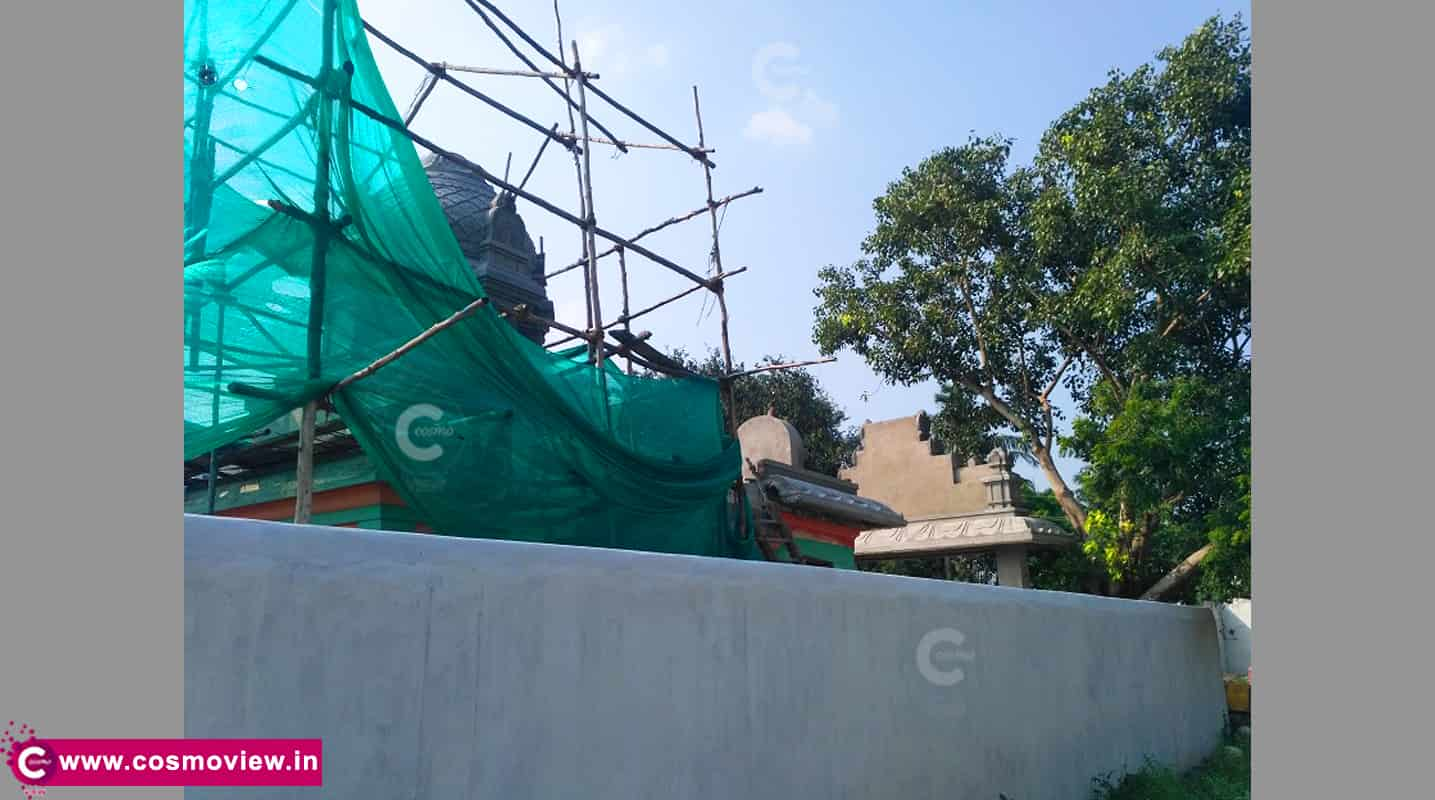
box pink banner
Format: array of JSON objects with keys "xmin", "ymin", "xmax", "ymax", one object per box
[{"xmin": 7, "ymin": 738, "xmax": 322, "ymax": 787}]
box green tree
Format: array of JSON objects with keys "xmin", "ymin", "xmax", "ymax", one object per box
[
  {"xmin": 668, "ymin": 348, "xmax": 859, "ymax": 477},
  {"xmin": 813, "ymin": 16, "xmax": 1250, "ymax": 599},
  {"xmin": 1063, "ymin": 374, "xmax": 1250, "ymax": 599}
]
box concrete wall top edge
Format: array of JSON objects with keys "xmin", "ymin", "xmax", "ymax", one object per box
[{"xmin": 184, "ymin": 514, "xmax": 1210, "ymax": 621}]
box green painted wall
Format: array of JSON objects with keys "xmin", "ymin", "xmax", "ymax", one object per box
[
  {"xmin": 794, "ymin": 537, "xmax": 857, "ymax": 570},
  {"xmin": 184, "ymin": 453, "xmax": 377, "ymax": 514}
]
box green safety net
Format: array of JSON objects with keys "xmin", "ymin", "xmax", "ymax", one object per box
[{"xmin": 183, "ymin": 0, "xmax": 753, "ymax": 557}]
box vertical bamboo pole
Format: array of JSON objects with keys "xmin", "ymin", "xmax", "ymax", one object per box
[
  {"xmin": 572, "ymin": 40, "xmax": 612, "ymax": 429},
  {"xmin": 552, "ymin": 0, "xmax": 593, "ymax": 333},
  {"xmin": 692, "ymin": 86, "xmax": 739, "ymax": 434},
  {"xmin": 618, "ymin": 245, "xmax": 633, "ymax": 375},
  {"xmin": 294, "ymin": 0, "xmax": 339, "ymax": 524},
  {"xmin": 206, "ymin": 304, "xmax": 226, "ymax": 512}
]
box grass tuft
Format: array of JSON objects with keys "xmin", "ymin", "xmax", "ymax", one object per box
[{"xmin": 1089, "ymin": 736, "xmax": 1250, "ymax": 800}]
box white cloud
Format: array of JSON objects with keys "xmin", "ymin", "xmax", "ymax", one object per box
[
  {"xmin": 577, "ymin": 23, "xmax": 621, "ymax": 68},
  {"xmin": 746, "ymin": 41, "xmax": 837, "ymax": 146},
  {"xmin": 575, "ymin": 24, "xmax": 671, "ymax": 77},
  {"xmin": 744, "ymin": 108, "xmax": 813, "ymax": 146}
]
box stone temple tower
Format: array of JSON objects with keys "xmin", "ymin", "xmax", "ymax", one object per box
[{"xmin": 423, "ymin": 152, "xmax": 555, "ymax": 343}]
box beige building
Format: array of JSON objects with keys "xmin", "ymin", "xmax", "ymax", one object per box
[{"xmin": 840, "ymin": 413, "xmax": 1076, "ymax": 587}]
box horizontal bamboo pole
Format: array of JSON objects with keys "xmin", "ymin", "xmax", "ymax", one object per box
[
  {"xmin": 547, "ymin": 266, "xmax": 748, "ymax": 348},
  {"xmin": 546, "ymin": 187, "xmax": 763, "ymax": 279},
  {"xmin": 557, "ymin": 133, "xmax": 715, "ymax": 154},
  {"xmin": 723, "ymin": 356, "xmax": 837, "ymax": 380},
  {"xmin": 442, "ymin": 62, "xmax": 597, "ymax": 80}
]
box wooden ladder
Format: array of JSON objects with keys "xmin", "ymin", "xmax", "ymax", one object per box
[
  {"xmin": 753, "ymin": 499, "xmax": 802, "ymax": 563},
  {"xmin": 751, "ymin": 490, "xmax": 835, "ymax": 566}
]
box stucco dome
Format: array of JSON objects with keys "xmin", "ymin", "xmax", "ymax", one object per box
[{"xmin": 736, "ymin": 414, "xmax": 807, "ymax": 478}]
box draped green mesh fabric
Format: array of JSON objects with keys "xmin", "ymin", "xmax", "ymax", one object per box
[{"xmin": 183, "ymin": 0, "xmax": 751, "ymax": 557}]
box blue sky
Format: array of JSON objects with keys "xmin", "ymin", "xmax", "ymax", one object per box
[{"xmin": 359, "ymin": 0, "xmax": 1248, "ymax": 487}]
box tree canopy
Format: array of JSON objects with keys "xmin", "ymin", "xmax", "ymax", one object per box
[
  {"xmin": 813, "ymin": 15, "xmax": 1251, "ymax": 600},
  {"xmin": 668, "ymin": 348, "xmax": 859, "ymax": 477}
]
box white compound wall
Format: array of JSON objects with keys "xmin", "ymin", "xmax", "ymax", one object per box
[{"xmin": 185, "ymin": 514, "xmax": 1227, "ymax": 799}]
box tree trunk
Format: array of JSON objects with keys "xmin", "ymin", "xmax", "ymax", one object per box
[
  {"xmin": 964, "ymin": 381, "xmax": 1089, "ymax": 536},
  {"xmin": 1139, "ymin": 543, "xmax": 1213, "ymax": 601},
  {"xmin": 1034, "ymin": 445, "xmax": 1087, "ymax": 535}
]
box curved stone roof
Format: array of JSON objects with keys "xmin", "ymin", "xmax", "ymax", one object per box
[
  {"xmin": 420, "ymin": 152, "xmax": 554, "ymax": 343},
  {"xmin": 422, "ymin": 152, "xmax": 498, "ymax": 258}
]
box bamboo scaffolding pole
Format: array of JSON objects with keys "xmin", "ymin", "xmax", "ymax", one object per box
[
  {"xmin": 518, "ymin": 124, "xmax": 557, "ymax": 191},
  {"xmin": 467, "ymin": 0, "xmax": 715, "ymax": 168},
  {"xmin": 545, "ymin": 186, "xmax": 763, "ymax": 279},
  {"xmin": 206, "ymin": 296, "xmax": 227, "ymax": 513},
  {"xmin": 556, "ymin": 134, "xmax": 714, "ymax": 153},
  {"xmin": 546, "ymin": 266, "xmax": 749, "ymax": 349},
  {"xmin": 723, "ymin": 356, "xmax": 837, "ymax": 380},
  {"xmin": 332, "ymin": 297, "xmax": 491, "ymax": 392},
  {"xmin": 361, "ymin": 21, "xmax": 580, "ymax": 155},
  {"xmin": 404, "ymin": 72, "xmax": 439, "ymax": 125},
  {"xmin": 255, "ymin": 55, "xmax": 719, "ymax": 291},
  {"xmin": 441, "ymin": 62, "xmax": 597, "ymax": 80},
  {"xmin": 294, "ymin": 0, "xmax": 341, "ymax": 525},
  {"xmin": 496, "ymin": 302, "xmax": 636, "ymax": 356},
  {"xmin": 693, "ymin": 85, "xmax": 739, "ymax": 434},
  {"xmin": 618, "ymin": 245, "xmax": 632, "ymax": 374},
  {"xmin": 573, "ymin": 41, "xmax": 603, "ymax": 366},
  {"xmin": 460, "ymin": 0, "xmax": 629, "ymax": 153},
  {"xmin": 571, "ymin": 40, "xmax": 614, "ymax": 432},
  {"xmin": 499, "ymin": 304, "xmax": 577, "ymax": 339},
  {"xmin": 549, "ymin": 4, "xmax": 594, "ymax": 334}
]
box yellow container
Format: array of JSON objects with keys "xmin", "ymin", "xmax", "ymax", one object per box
[{"xmin": 1224, "ymin": 677, "xmax": 1251, "ymax": 713}]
